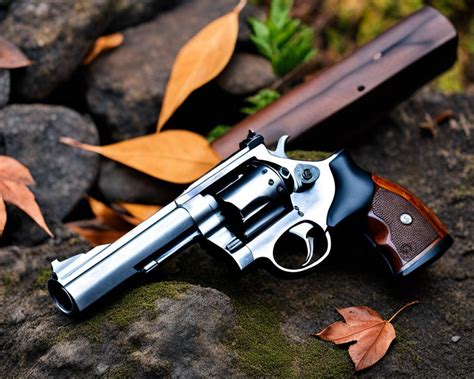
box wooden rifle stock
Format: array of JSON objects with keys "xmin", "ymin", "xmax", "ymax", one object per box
[{"xmin": 211, "ymin": 6, "xmax": 458, "ymax": 158}]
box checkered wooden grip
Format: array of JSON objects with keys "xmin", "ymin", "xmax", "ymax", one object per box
[{"xmin": 367, "ymin": 175, "xmax": 452, "ymax": 276}]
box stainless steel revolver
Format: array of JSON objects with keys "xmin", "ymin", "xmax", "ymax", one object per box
[{"xmin": 48, "ymin": 132, "xmax": 452, "ymax": 314}]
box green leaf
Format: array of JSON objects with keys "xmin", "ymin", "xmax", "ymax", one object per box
[
  {"xmin": 272, "ymin": 25, "xmax": 315, "ymax": 76},
  {"xmin": 248, "ymin": 0, "xmax": 316, "ymax": 76},
  {"xmin": 206, "ymin": 125, "xmax": 232, "ymax": 142},
  {"xmin": 270, "ymin": 0, "xmax": 292, "ymax": 29},
  {"xmin": 241, "ymin": 89, "xmax": 281, "ymax": 115}
]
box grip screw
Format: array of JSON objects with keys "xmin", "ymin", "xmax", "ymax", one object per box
[
  {"xmin": 400, "ymin": 213, "xmax": 413, "ymax": 225},
  {"xmin": 302, "ymin": 168, "xmax": 313, "ymax": 180}
]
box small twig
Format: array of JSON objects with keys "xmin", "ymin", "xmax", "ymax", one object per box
[
  {"xmin": 459, "ymin": 114, "xmax": 471, "ymax": 137},
  {"xmin": 419, "ymin": 113, "xmax": 437, "ymax": 136},
  {"xmin": 387, "ymin": 301, "xmax": 419, "ymax": 323},
  {"xmin": 419, "ymin": 110, "xmax": 456, "ymax": 137}
]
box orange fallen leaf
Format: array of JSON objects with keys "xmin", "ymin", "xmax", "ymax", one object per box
[
  {"xmin": 67, "ymin": 219, "xmax": 129, "ymax": 246},
  {"xmin": 314, "ymin": 301, "xmax": 419, "ymax": 371},
  {"xmin": 60, "ymin": 130, "xmax": 221, "ymax": 184},
  {"xmin": 0, "ymin": 156, "xmax": 52, "ymax": 237},
  {"xmin": 87, "ymin": 197, "xmax": 134, "ymax": 230},
  {"xmin": 0, "ymin": 37, "xmax": 32, "ymax": 68},
  {"xmin": 156, "ymin": 0, "xmax": 246, "ymax": 131},
  {"xmin": 67, "ymin": 198, "xmax": 134, "ymax": 245},
  {"xmin": 119, "ymin": 203, "xmax": 161, "ymax": 224},
  {"xmin": 67, "ymin": 198, "xmax": 162, "ymax": 245},
  {"xmin": 83, "ymin": 32, "xmax": 124, "ymax": 65}
]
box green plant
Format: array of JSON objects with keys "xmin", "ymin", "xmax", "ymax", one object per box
[
  {"xmin": 248, "ymin": 0, "xmax": 316, "ymax": 76},
  {"xmin": 241, "ymin": 88, "xmax": 281, "ymax": 115},
  {"xmin": 206, "ymin": 124, "xmax": 232, "ymax": 142}
]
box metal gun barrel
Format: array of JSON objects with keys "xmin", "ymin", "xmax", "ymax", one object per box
[{"xmin": 48, "ymin": 203, "xmax": 198, "ymax": 314}]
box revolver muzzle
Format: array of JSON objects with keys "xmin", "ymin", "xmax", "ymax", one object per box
[
  {"xmin": 48, "ymin": 204, "xmax": 198, "ymax": 315},
  {"xmin": 47, "ymin": 278, "xmax": 76, "ymax": 314}
]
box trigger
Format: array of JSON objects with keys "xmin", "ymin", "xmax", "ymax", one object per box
[
  {"xmin": 288, "ymin": 222, "xmax": 315, "ymax": 267},
  {"xmin": 271, "ymin": 135, "xmax": 290, "ymax": 158}
]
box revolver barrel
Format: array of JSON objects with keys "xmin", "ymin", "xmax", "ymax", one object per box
[{"xmin": 48, "ymin": 203, "xmax": 198, "ymax": 314}]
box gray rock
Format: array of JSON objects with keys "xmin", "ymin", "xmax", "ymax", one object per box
[
  {"xmin": 0, "ymin": 0, "xmax": 112, "ymax": 100},
  {"xmin": 0, "ymin": 92, "xmax": 472, "ymax": 377},
  {"xmin": 217, "ymin": 53, "xmax": 276, "ymax": 95},
  {"xmin": 237, "ymin": 2, "xmax": 264, "ymax": 45},
  {"xmin": 86, "ymin": 0, "xmax": 256, "ymax": 141},
  {"xmin": 0, "ymin": 226, "xmax": 238, "ymax": 377},
  {"xmin": 106, "ymin": 0, "xmax": 182, "ymax": 33},
  {"xmin": 97, "ymin": 160, "xmax": 180, "ymax": 205},
  {"xmin": 0, "ymin": 104, "xmax": 99, "ymax": 244},
  {"xmin": 0, "ymin": 69, "xmax": 9, "ymax": 106}
]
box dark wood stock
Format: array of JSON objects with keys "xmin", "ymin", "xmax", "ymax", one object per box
[{"xmin": 212, "ymin": 6, "xmax": 458, "ymax": 158}]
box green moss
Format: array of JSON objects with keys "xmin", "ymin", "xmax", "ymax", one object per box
[
  {"xmin": 288, "ymin": 150, "xmax": 332, "ymax": 161},
  {"xmin": 396, "ymin": 328, "xmax": 423, "ymax": 367},
  {"xmin": 462, "ymin": 154, "xmax": 474, "ymax": 177},
  {"xmin": 1, "ymin": 273, "xmax": 14, "ymax": 287},
  {"xmin": 35, "ymin": 267, "xmax": 52, "ymax": 289},
  {"xmin": 107, "ymin": 362, "xmax": 137, "ymax": 378},
  {"xmin": 353, "ymin": 0, "xmax": 423, "ymax": 45},
  {"xmin": 232, "ymin": 297, "xmax": 294, "ymax": 376},
  {"xmin": 230, "ymin": 295, "xmax": 352, "ymax": 377},
  {"xmin": 297, "ymin": 339, "xmax": 353, "ymax": 378},
  {"xmin": 60, "ymin": 281, "xmax": 190, "ymax": 343},
  {"xmin": 435, "ymin": 61, "xmax": 465, "ymax": 93},
  {"xmin": 448, "ymin": 185, "xmax": 474, "ymax": 201}
]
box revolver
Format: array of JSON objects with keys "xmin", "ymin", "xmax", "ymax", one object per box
[{"xmin": 48, "ymin": 132, "xmax": 453, "ymax": 314}]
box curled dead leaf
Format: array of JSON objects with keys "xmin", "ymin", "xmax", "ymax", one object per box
[
  {"xmin": 83, "ymin": 32, "xmax": 124, "ymax": 65},
  {"xmin": 67, "ymin": 219, "xmax": 129, "ymax": 246},
  {"xmin": 67, "ymin": 198, "xmax": 162, "ymax": 245},
  {"xmin": 314, "ymin": 301, "xmax": 419, "ymax": 371},
  {"xmin": 119, "ymin": 203, "xmax": 161, "ymax": 224},
  {"xmin": 87, "ymin": 197, "xmax": 133, "ymax": 230},
  {"xmin": 60, "ymin": 130, "xmax": 221, "ymax": 184},
  {"xmin": 0, "ymin": 37, "xmax": 32, "ymax": 69},
  {"xmin": 156, "ymin": 0, "xmax": 246, "ymax": 131},
  {"xmin": 0, "ymin": 156, "xmax": 52, "ymax": 237},
  {"xmin": 68, "ymin": 198, "xmax": 134, "ymax": 245}
]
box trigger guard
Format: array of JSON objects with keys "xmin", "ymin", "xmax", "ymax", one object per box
[{"xmin": 272, "ymin": 230, "xmax": 332, "ymax": 274}]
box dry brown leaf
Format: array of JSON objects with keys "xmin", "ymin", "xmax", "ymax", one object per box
[
  {"xmin": 67, "ymin": 198, "xmax": 135, "ymax": 245},
  {"xmin": 68, "ymin": 198, "xmax": 162, "ymax": 244},
  {"xmin": 0, "ymin": 37, "xmax": 32, "ymax": 69},
  {"xmin": 67, "ymin": 219, "xmax": 129, "ymax": 246},
  {"xmin": 119, "ymin": 203, "xmax": 161, "ymax": 224},
  {"xmin": 0, "ymin": 156, "xmax": 52, "ymax": 237},
  {"xmin": 60, "ymin": 130, "xmax": 221, "ymax": 184},
  {"xmin": 315, "ymin": 301, "xmax": 418, "ymax": 371},
  {"xmin": 156, "ymin": 0, "xmax": 246, "ymax": 131},
  {"xmin": 87, "ymin": 197, "xmax": 134, "ymax": 230},
  {"xmin": 83, "ymin": 32, "xmax": 124, "ymax": 65},
  {"xmin": 0, "ymin": 194, "xmax": 6, "ymax": 235}
]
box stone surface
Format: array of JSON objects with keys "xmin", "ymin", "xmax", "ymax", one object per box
[
  {"xmin": 0, "ymin": 0, "xmax": 112, "ymax": 100},
  {"xmin": 217, "ymin": 53, "xmax": 277, "ymax": 95},
  {"xmin": 0, "ymin": 92, "xmax": 472, "ymax": 376},
  {"xmin": 0, "ymin": 226, "xmax": 238, "ymax": 377},
  {"xmin": 0, "ymin": 104, "xmax": 99, "ymax": 244},
  {"xmin": 97, "ymin": 160, "xmax": 181, "ymax": 205},
  {"xmin": 0, "ymin": 69, "xmax": 8, "ymax": 106},
  {"xmin": 85, "ymin": 0, "xmax": 256, "ymax": 141},
  {"xmin": 106, "ymin": 0, "xmax": 182, "ymax": 33}
]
